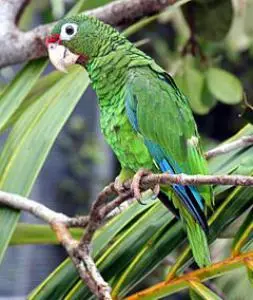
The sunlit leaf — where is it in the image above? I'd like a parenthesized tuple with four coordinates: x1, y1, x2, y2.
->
(0, 66, 89, 263)
(175, 63, 214, 115)
(206, 68, 243, 105)
(233, 207, 253, 255)
(1, 70, 64, 132)
(244, 0, 253, 38)
(245, 258, 253, 285)
(0, 59, 47, 132)
(189, 280, 222, 300)
(10, 223, 83, 245)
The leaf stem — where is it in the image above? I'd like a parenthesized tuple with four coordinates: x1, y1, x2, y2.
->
(125, 251, 253, 300)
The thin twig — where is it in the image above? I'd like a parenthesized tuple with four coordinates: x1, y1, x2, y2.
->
(205, 135, 253, 159)
(0, 190, 70, 224)
(78, 184, 131, 251)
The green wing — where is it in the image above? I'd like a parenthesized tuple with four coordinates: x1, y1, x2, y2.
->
(125, 63, 213, 266)
(126, 63, 212, 206)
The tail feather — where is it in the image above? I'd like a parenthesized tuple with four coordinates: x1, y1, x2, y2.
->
(158, 157, 208, 231)
(156, 154, 211, 266)
(160, 187, 211, 267)
(173, 184, 208, 232)
(186, 220, 211, 267)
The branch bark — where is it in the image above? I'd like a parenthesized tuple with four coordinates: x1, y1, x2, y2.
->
(205, 135, 253, 159)
(0, 0, 178, 68)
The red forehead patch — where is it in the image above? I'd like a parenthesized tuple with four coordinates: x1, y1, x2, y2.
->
(45, 34, 61, 46)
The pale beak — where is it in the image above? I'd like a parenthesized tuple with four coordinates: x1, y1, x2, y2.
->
(47, 43, 79, 73)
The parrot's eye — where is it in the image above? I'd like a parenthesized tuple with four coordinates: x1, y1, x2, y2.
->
(60, 23, 78, 41)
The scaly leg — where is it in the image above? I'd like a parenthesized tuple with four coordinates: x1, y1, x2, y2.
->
(131, 168, 160, 204)
(114, 168, 134, 193)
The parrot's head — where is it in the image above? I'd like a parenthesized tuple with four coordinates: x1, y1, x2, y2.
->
(46, 15, 122, 72)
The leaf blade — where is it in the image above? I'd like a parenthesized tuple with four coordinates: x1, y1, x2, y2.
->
(0, 66, 89, 263)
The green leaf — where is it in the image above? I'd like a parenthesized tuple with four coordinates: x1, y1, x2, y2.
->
(10, 223, 83, 245)
(81, 0, 114, 10)
(232, 207, 253, 255)
(0, 66, 89, 263)
(206, 68, 243, 105)
(182, 0, 233, 42)
(244, 0, 253, 38)
(51, 0, 65, 19)
(189, 281, 222, 300)
(0, 58, 47, 132)
(201, 80, 217, 112)
(241, 105, 253, 125)
(1, 70, 64, 132)
(245, 258, 253, 285)
(190, 289, 204, 300)
(175, 64, 213, 115)
(110, 216, 184, 298)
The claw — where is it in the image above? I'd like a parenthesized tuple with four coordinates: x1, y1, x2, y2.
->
(114, 176, 127, 194)
(151, 184, 160, 200)
(131, 169, 154, 205)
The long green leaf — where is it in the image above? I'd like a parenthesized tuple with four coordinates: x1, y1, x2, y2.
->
(10, 223, 83, 245)
(1, 70, 64, 132)
(232, 207, 253, 255)
(189, 281, 222, 300)
(0, 66, 89, 263)
(0, 59, 47, 131)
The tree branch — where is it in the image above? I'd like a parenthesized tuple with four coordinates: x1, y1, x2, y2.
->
(52, 222, 112, 300)
(0, 0, 30, 23)
(130, 173, 253, 192)
(0, 190, 70, 224)
(205, 135, 253, 159)
(0, 0, 178, 68)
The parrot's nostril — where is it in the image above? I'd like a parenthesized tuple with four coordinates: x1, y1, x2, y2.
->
(48, 44, 56, 50)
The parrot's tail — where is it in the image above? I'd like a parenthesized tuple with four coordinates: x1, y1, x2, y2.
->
(159, 184, 208, 232)
(159, 187, 211, 267)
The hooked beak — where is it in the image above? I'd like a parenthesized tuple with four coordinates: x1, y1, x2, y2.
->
(45, 34, 79, 73)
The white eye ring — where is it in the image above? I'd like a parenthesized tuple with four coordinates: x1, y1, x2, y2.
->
(60, 23, 78, 41)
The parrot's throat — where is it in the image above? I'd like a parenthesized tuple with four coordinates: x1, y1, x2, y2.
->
(76, 54, 90, 66)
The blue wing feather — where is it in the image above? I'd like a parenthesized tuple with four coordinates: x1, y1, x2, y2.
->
(125, 90, 208, 232)
(145, 139, 208, 231)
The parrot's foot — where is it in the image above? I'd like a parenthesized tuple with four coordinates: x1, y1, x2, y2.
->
(131, 169, 160, 205)
(114, 176, 128, 194)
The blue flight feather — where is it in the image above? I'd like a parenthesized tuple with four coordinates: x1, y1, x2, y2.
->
(145, 140, 207, 231)
(125, 93, 207, 231)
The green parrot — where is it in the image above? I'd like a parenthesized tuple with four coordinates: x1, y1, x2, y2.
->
(46, 15, 213, 267)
